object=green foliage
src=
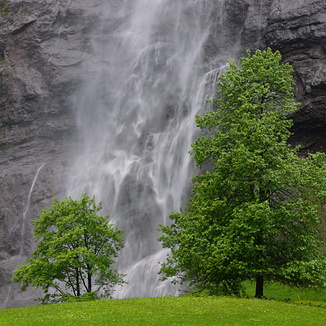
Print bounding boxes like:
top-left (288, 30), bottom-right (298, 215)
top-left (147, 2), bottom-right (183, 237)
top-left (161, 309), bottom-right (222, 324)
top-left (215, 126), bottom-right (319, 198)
top-left (12, 194), bottom-right (126, 303)
top-left (0, 1), bottom-right (9, 16)
top-left (159, 48), bottom-right (326, 297)
top-left (35, 291), bottom-right (100, 305)
top-left (1, 297), bottom-right (326, 326)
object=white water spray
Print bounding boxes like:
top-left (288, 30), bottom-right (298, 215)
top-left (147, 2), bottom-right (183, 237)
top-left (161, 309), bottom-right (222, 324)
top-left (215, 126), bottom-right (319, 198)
top-left (66, 0), bottom-right (236, 298)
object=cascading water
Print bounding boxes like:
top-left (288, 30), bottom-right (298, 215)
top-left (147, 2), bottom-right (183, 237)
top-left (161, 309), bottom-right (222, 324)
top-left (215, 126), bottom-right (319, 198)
top-left (66, 0), bottom-right (237, 298)
top-left (20, 163), bottom-right (45, 257)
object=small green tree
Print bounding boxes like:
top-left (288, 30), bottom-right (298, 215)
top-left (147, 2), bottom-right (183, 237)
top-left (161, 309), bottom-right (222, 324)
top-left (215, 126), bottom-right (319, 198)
top-left (12, 194), bottom-right (125, 303)
top-left (159, 49), bottom-right (326, 298)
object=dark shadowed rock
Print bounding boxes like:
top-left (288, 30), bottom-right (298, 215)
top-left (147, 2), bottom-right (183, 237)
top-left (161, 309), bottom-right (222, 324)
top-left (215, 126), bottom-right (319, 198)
top-left (264, 0), bottom-right (326, 152)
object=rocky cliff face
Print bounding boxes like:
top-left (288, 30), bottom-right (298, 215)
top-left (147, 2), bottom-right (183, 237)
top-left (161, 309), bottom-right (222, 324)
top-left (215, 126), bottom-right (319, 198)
top-left (266, 0), bottom-right (326, 153)
top-left (0, 0), bottom-right (325, 308)
top-left (241, 0), bottom-right (326, 153)
top-left (0, 0), bottom-right (105, 307)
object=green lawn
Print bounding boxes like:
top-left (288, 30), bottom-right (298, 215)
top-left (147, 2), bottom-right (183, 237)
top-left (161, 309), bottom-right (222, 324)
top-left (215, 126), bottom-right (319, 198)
top-left (1, 296), bottom-right (326, 325)
top-left (244, 281), bottom-right (326, 304)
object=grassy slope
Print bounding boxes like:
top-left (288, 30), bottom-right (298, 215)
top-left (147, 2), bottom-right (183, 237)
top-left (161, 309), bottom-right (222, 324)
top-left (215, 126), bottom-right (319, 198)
top-left (244, 281), bottom-right (326, 305)
top-left (1, 296), bottom-right (326, 326)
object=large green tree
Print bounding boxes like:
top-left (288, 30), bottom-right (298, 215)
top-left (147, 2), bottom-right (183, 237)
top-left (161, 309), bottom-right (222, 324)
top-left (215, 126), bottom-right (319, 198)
top-left (13, 194), bottom-right (125, 303)
top-left (159, 49), bottom-right (326, 298)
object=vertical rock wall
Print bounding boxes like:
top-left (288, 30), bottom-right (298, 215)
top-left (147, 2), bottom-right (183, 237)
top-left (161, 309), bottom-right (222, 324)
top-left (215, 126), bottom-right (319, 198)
top-left (265, 0), bottom-right (326, 152)
top-left (0, 0), bottom-right (102, 307)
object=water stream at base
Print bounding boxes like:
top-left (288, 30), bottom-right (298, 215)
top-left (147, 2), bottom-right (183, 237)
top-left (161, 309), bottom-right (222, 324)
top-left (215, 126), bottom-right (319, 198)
top-left (65, 0), bottom-right (238, 298)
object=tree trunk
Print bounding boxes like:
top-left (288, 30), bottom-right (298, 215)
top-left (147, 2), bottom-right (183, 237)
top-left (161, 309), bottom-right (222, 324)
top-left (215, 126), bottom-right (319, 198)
top-left (76, 268), bottom-right (81, 296)
top-left (87, 272), bottom-right (92, 293)
top-left (255, 275), bottom-right (264, 298)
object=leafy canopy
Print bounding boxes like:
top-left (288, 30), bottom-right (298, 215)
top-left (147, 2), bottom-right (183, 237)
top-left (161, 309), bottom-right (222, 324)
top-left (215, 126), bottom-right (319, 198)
top-left (159, 48), bottom-right (326, 297)
top-left (12, 194), bottom-right (125, 303)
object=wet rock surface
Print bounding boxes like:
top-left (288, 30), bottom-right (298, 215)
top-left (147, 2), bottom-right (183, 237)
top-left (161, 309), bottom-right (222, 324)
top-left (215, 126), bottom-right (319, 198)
top-left (264, 0), bottom-right (326, 152)
top-left (0, 0), bottom-right (102, 308)
top-left (0, 0), bottom-right (325, 308)
top-left (240, 0), bottom-right (326, 152)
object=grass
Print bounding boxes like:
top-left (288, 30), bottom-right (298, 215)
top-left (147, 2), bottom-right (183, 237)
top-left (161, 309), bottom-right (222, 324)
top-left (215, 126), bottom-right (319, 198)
top-left (244, 281), bottom-right (326, 304)
top-left (1, 282), bottom-right (326, 325)
top-left (1, 296), bottom-right (326, 325)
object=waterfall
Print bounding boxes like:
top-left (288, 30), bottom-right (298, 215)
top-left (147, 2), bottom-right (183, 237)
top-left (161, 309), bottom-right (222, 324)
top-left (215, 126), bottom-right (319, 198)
top-left (66, 0), bottom-right (236, 298)
top-left (20, 163), bottom-right (45, 256)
